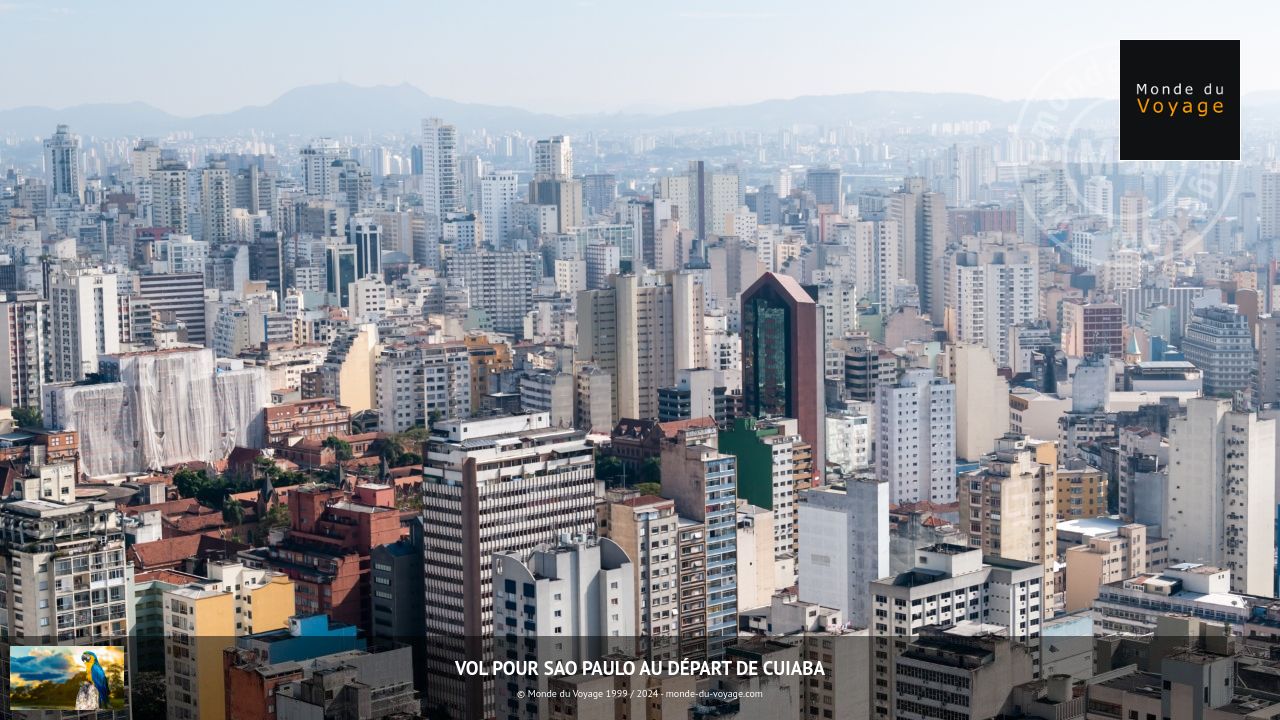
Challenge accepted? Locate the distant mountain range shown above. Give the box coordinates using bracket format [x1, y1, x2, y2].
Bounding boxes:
[4, 82, 1280, 138]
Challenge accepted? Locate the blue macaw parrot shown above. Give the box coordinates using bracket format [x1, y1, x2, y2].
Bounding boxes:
[81, 651, 109, 708]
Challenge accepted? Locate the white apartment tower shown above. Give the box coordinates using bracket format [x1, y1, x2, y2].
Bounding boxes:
[797, 475, 889, 628]
[421, 413, 597, 718]
[0, 292, 49, 410]
[534, 135, 573, 179]
[48, 266, 120, 382]
[44, 124, 83, 203]
[492, 537, 634, 720]
[876, 368, 957, 504]
[578, 271, 706, 420]
[869, 545, 1044, 718]
[479, 171, 519, 247]
[421, 118, 460, 244]
[945, 234, 1038, 368]
[1164, 397, 1276, 596]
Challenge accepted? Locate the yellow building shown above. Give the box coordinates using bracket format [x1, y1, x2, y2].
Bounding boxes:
[464, 333, 513, 414]
[1056, 464, 1108, 519]
[1064, 523, 1167, 612]
[959, 435, 1058, 597]
[162, 562, 295, 720]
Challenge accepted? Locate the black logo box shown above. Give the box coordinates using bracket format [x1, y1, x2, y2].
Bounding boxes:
[1120, 39, 1240, 161]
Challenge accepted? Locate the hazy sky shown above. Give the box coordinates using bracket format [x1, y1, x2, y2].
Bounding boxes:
[0, 0, 1271, 115]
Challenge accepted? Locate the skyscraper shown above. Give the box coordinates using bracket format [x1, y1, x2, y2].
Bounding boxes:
[1164, 398, 1276, 595]
[420, 413, 596, 718]
[421, 118, 459, 252]
[1182, 304, 1255, 398]
[739, 272, 825, 473]
[805, 166, 842, 212]
[578, 271, 706, 420]
[48, 266, 120, 382]
[797, 475, 888, 627]
[479, 171, 519, 248]
[346, 217, 382, 279]
[44, 124, 83, 203]
[658, 423, 738, 655]
[200, 160, 233, 244]
[534, 135, 573, 178]
[888, 179, 948, 321]
[151, 159, 191, 234]
[877, 368, 957, 503]
[0, 291, 48, 410]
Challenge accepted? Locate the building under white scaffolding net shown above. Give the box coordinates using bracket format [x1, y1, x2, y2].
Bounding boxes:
[42, 347, 268, 478]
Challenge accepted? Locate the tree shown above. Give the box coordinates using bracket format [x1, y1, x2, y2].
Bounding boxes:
[222, 498, 245, 526]
[129, 671, 167, 719]
[633, 482, 662, 497]
[12, 405, 41, 429]
[263, 502, 290, 528]
[322, 435, 354, 461]
[639, 457, 662, 485]
[595, 454, 624, 486]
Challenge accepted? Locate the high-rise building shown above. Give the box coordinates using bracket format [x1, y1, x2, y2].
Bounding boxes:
[597, 491, 681, 649]
[0, 464, 133, 718]
[1061, 299, 1124, 359]
[1164, 397, 1275, 595]
[375, 340, 471, 432]
[869, 545, 1045, 717]
[162, 562, 295, 720]
[877, 368, 957, 504]
[421, 413, 596, 718]
[346, 217, 382, 279]
[325, 244, 358, 308]
[445, 251, 542, 335]
[534, 135, 573, 179]
[658, 423, 738, 655]
[299, 137, 344, 196]
[479, 171, 519, 248]
[796, 475, 888, 627]
[583, 242, 620, 290]
[151, 159, 191, 233]
[944, 233, 1038, 368]
[0, 291, 48, 410]
[888, 180, 947, 321]
[578, 271, 706, 420]
[135, 271, 207, 345]
[1256, 314, 1280, 408]
[1261, 171, 1280, 241]
[48, 266, 120, 382]
[1182, 304, 1255, 398]
[719, 417, 809, 569]
[1119, 192, 1149, 247]
[201, 160, 233, 244]
[421, 118, 459, 248]
[1084, 175, 1114, 225]
[44, 124, 83, 203]
[958, 434, 1058, 595]
[805, 166, 842, 212]
[582, 173, 617, 216]
[492, 537, 634, 719]
[942, 342, 1011, 462]
[740, 272, 825, 473]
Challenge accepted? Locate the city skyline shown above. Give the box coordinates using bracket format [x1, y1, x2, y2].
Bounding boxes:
[3, 0, 1279, 116]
